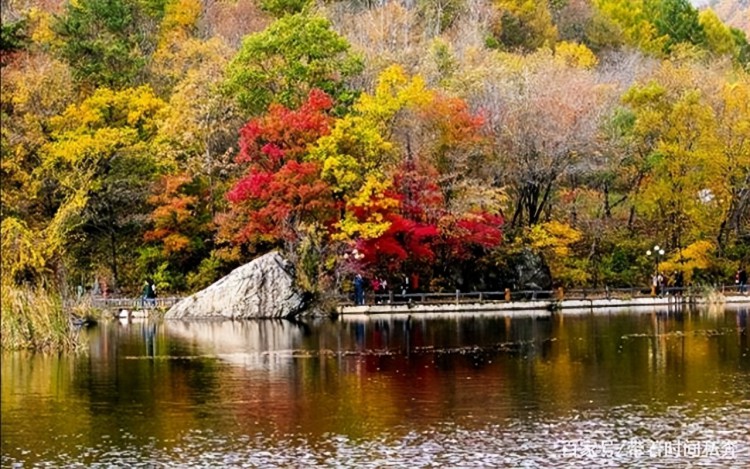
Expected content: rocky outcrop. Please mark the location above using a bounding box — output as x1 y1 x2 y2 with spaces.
165 251 308 319
513 248 552 291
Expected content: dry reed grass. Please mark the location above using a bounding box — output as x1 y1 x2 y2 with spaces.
1 283 84 351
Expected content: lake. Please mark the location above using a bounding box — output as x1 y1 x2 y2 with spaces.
2 306 749 467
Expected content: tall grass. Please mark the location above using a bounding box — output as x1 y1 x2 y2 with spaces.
1 283 83 351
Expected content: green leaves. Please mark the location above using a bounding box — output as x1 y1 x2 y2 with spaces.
260 0 312 17
224 13 363 116
54 0 161 89
650 0 706 53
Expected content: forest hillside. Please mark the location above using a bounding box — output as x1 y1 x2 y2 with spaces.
2 0 749 298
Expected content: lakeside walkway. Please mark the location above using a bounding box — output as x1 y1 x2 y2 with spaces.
337 287 750 316
83 287 750 317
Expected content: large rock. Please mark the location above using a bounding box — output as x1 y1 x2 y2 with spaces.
165 251 308 319
512 248 552 291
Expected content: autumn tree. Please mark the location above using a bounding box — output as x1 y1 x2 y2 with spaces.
480 51 615 228
699 8 739 58
594 0 666 54
219 89 338 290
54 0 163 89
1 20 76 285
650 0 706 54
714 79 750 250
621 63 730 253
491 0 558 51
40 86 168 289
140 173 216 290
317 66 503 289
224 12 363 116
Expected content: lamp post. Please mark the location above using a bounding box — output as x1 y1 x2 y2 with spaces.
646 245 665 296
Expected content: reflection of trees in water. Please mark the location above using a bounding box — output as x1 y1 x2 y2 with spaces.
3 308 749 465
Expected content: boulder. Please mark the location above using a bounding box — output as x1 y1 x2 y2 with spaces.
165 251 308 319
513 248 552 291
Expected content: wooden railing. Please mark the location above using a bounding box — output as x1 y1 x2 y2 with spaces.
70 296 184 310
341 285 747 306
66 285 746 310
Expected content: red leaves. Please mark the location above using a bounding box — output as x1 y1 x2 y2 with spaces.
236 89 333 170
224 86 503 287
225 90 337 246
440 212 504 260
227 161 336 244
357 213 440 266
226 171 273 203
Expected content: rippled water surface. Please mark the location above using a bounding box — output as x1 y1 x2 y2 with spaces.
2 306 749 467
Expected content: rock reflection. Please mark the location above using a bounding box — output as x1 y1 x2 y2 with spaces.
163 320 304 371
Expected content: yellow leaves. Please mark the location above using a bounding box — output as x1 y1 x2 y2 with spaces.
44 86 168 178
162 233 192 254
524 221 588 286
310 65 430 194
528 221 582 258
2 54 73 119
310 116 393 193
162 0 202 35
355 65 433 122
41 186 90 259
1 186 90 283
659 240 716 283
594 0 665 55
495 0 558 50
554 42 598 69
1 218 47 283
53 86 167 137
152 37 230 92
45 127 139 174
333 176 399 241
720 81 750 147
27 8 60 48
699 8 738 58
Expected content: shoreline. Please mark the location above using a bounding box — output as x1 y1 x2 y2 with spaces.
337 294 750 316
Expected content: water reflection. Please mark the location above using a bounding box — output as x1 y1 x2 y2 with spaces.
2 306 749 467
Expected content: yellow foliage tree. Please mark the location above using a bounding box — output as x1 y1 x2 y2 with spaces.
623 65 727 250
699 8 739 58
495 0 558 51
554 41 598 69
659 240 716 283
526 221 589 286
308 65 433 195
594 0 666 54
334 176 400 241
37 86 168 287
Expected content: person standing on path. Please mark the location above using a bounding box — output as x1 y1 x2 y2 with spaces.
354 274 365 306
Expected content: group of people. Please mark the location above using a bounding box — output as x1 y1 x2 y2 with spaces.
353 267 748 305
353 274 418 306
651 271 684 297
